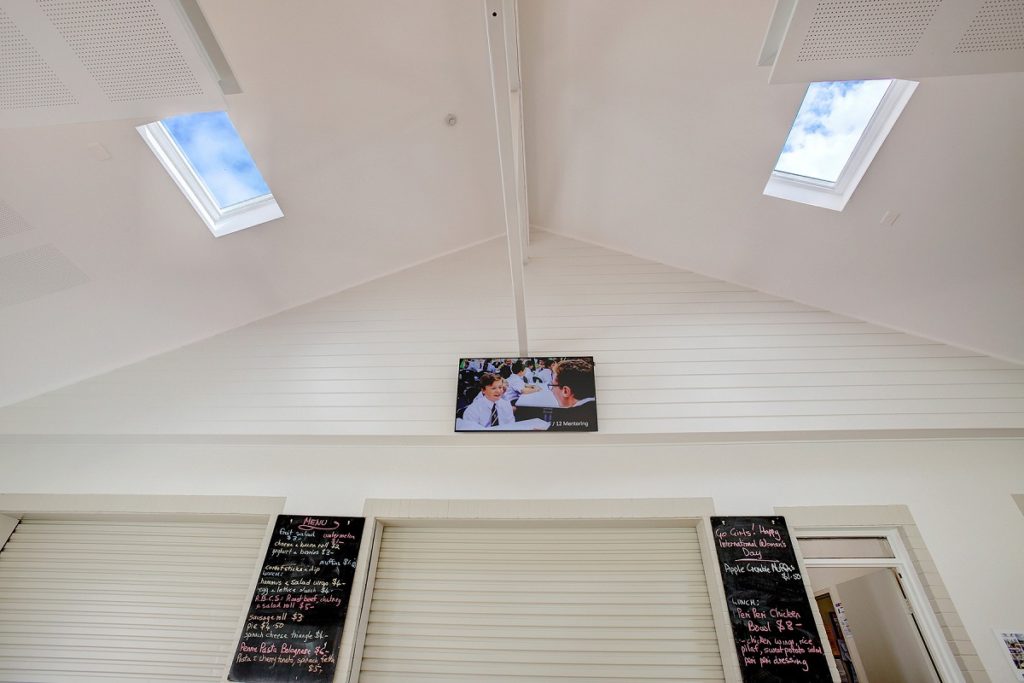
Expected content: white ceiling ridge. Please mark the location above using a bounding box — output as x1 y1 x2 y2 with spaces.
529 225 1024 368
0 232 506 409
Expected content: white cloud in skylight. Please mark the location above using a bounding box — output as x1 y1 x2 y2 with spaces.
775 80 893 183
162 111 270 209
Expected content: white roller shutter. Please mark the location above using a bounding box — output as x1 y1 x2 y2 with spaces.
0 516 267 683
358 525 726 682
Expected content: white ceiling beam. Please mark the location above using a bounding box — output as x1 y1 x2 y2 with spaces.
504 0 530 265
484 0 529 355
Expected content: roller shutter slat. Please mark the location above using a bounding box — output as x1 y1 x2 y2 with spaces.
368 601 713 617
366 623 719 640
363 634 721 652
369 589 711 604
372 579 710 594
360 657 725 678
0 613 237 630
360 646 724 666
367 612 716 628
373 568 698 582
0 635 230 652
359 675 726 683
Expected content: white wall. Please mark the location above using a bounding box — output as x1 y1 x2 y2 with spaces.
2 232 1021 434
0 437 1022 681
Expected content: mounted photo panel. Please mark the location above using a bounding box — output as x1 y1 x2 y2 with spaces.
455 357 598 432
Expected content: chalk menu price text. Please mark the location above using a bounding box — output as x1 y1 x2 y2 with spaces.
228 515 365 683
711 516 832 683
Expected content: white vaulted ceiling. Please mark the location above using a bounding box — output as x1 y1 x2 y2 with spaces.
0 0 504 406
520 0 1024 365
0 0 1022 411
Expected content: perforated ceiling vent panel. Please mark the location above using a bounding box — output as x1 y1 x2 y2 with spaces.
0 200 33 239
0 7 77 111
38 0 203 102
796 0 944 61
955 0 1024 53
0 245 89 308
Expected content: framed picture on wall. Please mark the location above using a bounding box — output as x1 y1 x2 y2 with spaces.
455 357 598 432
995 631 1024 682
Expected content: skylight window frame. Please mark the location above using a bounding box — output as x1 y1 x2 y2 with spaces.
764 79 918 211
136 118 283 237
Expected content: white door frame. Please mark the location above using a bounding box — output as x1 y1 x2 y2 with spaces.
795 526 965 683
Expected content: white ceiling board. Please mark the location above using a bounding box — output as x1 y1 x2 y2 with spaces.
0 199 32 239
520 0 1024 364
0 245 88 308
767 0 1024 84
0 0 504 406
0 0 225 126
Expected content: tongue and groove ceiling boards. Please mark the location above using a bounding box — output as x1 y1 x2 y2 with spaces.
1 232 1022 437
0 1 1022 435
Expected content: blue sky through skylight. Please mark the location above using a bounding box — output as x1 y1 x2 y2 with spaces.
774 79 893 183
162 111 270 209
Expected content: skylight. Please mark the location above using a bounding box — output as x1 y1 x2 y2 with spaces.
764 78 917 211
137 111 283 237
163 111 270 209
775 80 892 183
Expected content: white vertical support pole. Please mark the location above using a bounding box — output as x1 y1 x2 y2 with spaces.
485 0 529 356
504 0 530 264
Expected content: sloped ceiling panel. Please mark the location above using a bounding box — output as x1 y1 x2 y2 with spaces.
521 0 1024 367
768 0 1024 83
0 1 505 408
0 0 223 127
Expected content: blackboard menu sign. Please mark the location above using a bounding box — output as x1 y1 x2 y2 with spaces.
710 516 832 683
228 516 365 683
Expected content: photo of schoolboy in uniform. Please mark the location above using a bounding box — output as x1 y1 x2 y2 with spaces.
455 357 598 432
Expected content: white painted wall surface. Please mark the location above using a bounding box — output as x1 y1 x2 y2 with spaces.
1 232 1021 434
0 438 1021 681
